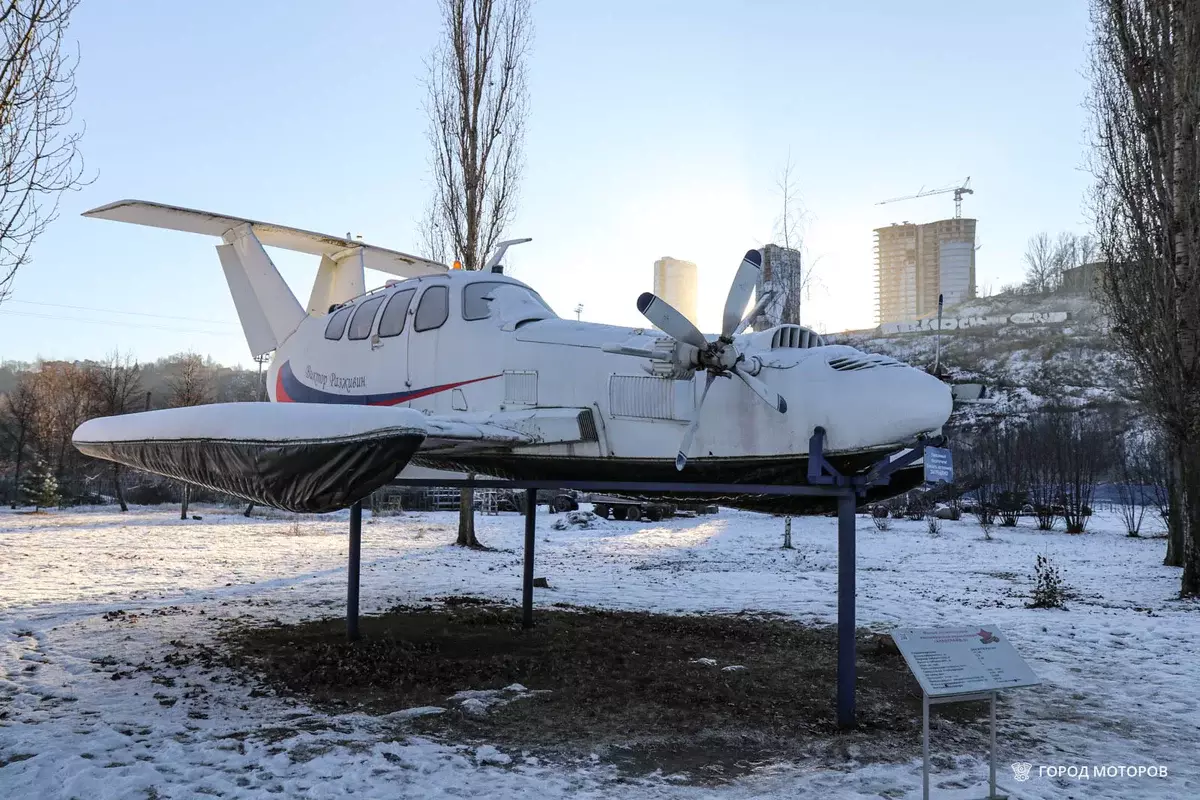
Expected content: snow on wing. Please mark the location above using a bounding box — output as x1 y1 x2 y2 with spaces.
73 403 428 513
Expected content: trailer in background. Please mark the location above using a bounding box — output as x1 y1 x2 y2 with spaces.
588 495 719 522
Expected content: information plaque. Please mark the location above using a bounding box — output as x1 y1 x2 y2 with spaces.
892 624 1040 697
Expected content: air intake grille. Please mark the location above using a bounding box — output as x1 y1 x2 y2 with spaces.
770 325 825 349
827 354 903 372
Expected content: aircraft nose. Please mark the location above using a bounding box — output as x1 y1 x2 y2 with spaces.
899 366 953 436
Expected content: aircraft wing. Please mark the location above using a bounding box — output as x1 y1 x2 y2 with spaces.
72 404 594 513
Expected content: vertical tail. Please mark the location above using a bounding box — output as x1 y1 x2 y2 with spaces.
215 225 305 357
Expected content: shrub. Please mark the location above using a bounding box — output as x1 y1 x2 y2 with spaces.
871 514 892 532
1027 555 1067 609
926 514 942 536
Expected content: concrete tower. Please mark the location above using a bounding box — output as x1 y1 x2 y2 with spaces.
653 257 699 326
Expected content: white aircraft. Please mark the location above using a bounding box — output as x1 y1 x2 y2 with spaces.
72 200 952 514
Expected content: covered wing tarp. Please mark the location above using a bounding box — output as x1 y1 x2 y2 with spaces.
73 404 428 513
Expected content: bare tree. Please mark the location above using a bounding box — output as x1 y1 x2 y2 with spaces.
1054 414 1109 534
423 0 532 548
1022 233 1059 294
1089 0 1200 594
761 156 810 328
0 0 87 304
422 0 530 271
0 372 36 506
1113 430 1150 536
89 351 142 512
166 353 211 519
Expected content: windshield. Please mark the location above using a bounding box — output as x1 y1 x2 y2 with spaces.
463 281 557 321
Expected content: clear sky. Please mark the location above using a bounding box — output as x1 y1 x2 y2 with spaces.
0 0 1095 367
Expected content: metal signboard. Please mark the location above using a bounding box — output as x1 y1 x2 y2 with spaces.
892 624 1040 697
923 446 954 484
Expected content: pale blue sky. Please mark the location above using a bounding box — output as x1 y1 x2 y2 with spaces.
0 0 1094 367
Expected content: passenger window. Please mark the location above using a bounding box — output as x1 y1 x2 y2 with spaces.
324 306 353 340
378 288 416 338
347 294 385 340
414 285 449 332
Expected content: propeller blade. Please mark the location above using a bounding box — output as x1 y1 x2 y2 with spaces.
636 292 708 350
721 249 763 338
675 372 717 471
733 290 775 337
733 364 787 414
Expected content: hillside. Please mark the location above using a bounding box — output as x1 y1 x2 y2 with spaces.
835 291 1132 428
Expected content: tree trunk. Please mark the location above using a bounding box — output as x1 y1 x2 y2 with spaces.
455 473 481 547
10 434 24 509
244 502 255 517
180 484 190 520
1166 446 1186 566
1179 441 1200 596
456 487 480 547
113 463 128 512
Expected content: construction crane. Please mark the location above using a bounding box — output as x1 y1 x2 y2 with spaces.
877 177 974 218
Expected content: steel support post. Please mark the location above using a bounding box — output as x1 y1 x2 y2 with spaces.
837 490 857 728
347 501 362 641
922 693 931 800
522 488 536 629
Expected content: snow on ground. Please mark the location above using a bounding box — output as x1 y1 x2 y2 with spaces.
1 504 1197 799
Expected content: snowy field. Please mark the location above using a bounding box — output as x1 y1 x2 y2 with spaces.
1 503 1196 799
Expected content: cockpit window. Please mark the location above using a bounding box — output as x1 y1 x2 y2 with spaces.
323 306 353 340
462 281 556 321
347 294 386 340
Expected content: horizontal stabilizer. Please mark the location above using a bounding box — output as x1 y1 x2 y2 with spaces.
84 199 448 280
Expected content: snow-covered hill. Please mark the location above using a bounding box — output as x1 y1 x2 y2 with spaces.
836 292 1131 427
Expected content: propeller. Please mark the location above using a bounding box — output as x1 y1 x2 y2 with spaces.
609 248 790 470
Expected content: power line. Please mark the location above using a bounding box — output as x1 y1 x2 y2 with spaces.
0 308 239 336
4 298 237 326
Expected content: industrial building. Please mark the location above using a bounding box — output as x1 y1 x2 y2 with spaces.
874 218 976 324
652 257 699 326
752 243 803 330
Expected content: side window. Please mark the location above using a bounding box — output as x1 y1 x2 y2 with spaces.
378 288 416 338
324 306 353 340
414 285 449 332
463 281 501 321
347 295 386 340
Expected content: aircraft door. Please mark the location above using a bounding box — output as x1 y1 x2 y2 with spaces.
375 287 416 388
407 283 451 410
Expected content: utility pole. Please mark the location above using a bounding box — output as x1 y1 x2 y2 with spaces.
574 304 583 321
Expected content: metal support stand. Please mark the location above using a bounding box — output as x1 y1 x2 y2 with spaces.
836 490 857 728
522 488 536 629
379 428 940 724
922 690 1006 800
347 501 362 641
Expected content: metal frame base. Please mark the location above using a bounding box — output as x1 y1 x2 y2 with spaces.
341 428 936 729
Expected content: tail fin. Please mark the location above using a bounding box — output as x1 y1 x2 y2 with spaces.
83 200 447 357
215 231 303 356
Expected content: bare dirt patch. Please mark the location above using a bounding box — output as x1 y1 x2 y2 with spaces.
219 598 991 780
